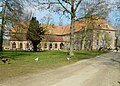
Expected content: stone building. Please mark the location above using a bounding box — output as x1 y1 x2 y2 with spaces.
8 16 116 51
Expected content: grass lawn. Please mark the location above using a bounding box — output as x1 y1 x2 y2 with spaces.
0 50 106 82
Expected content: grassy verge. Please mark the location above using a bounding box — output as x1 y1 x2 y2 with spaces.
0 50 106 82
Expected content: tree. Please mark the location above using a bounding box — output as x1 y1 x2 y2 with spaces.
76 0 111 50
110 1 120 47
29 0 77 57
0 0 25 51
31 0 111 57
27 17 46 52
0 0 7 51
56 0 83 58
40 14 54 25
55 0 111 56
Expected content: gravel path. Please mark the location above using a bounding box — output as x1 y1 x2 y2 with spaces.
0 52 120 86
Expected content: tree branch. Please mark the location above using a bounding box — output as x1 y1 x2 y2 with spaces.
62 0 71 5
38 2 59 5
74 0 82 12
57 0 72 14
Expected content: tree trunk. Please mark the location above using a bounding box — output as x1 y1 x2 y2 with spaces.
0 0 7 51
69 1 75 58
81 19 88 50
115 36 118 47
33 43 37 52
81 36 86 50
0 25 4 51
69 18 75 57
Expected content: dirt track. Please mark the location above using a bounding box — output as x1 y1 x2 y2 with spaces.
0 52 120 86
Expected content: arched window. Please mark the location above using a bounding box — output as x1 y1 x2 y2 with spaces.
60 43 64 49
44 43 47 48
20 43 23 49
49 43 52 49
55 43 57 48
12 42 16 49
26 43 29 48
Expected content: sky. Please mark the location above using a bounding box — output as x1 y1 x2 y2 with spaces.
33 9 71 26
30 0 120 27
0 0 119 40
108 8 120 28
0 0 120 27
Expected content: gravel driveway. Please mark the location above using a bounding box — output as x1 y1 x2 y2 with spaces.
0 52 120 86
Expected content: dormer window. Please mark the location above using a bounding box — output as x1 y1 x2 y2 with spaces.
106 25 109 28
98 24 101 27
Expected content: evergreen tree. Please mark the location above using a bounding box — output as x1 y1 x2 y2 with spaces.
27 17 46 51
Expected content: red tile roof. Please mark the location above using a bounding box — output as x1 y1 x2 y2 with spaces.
46 36 64 42
10 33 27 41
41 16 115 35
10 16 115 41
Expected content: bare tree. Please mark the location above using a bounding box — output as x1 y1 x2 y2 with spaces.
28 0 76 57
40 14 54 25
50 0 110 56
0 0 7 51
55 0 83 58
110 0 120 47
0 0 26 51
78 0 111 50
30 0 111 57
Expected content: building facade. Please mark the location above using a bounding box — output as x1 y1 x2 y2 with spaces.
5 16 116 51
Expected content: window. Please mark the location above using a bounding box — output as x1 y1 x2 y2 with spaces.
106 25 109 28
98 24 101 27
60 43 64 49
44 43 47 48
12 42 16 49
20 43 23 49
49 43 52 49
26 43 29 48
55 43 57 48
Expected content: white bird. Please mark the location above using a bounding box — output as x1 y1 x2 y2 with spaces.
34 57 39 61
67 57 70 61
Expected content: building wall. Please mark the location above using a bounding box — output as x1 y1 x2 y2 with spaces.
40 42 65 50
10 41 32 50
72 29 116 50
73 30 93 50
7 29 116 51
92 30 115 50
9 41 65 51
7 28 116 51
